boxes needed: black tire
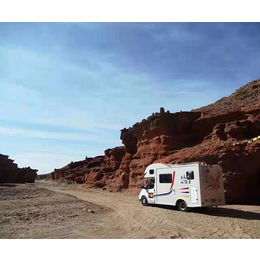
[177,200,188,212]
[141,196,148,206]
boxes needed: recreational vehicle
[138,162,225,211]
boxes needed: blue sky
[0,22,260,174]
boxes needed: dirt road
[1,181,260,238]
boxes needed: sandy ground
[1,181,260,239]
[0,183,109,239]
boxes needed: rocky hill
[193,79,260,117]
[0,154,38,183]
[50,78,260,205]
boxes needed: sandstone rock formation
[0,154,38,183]
[51,78,260,205]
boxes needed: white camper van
[138,162,225,211]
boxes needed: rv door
[190,187,198,204]
[155,169,175,205]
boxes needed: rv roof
[144,162,219,178]
[149,162,219,168]
[149,162,201,168]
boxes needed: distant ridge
[193,78,260,117]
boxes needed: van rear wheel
[177,200,188,212]
[141,196,148,206]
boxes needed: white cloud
[0,126,118,143]
[0,82,125,133]
[151,26,202,45]
[0,45,154,132]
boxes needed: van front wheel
[177,200,188,212]
[141,196,148,206]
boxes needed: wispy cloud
[0,126,119,143]
[152,26,202,45]
[0,82,125,133]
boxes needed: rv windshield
[145,178,155,189]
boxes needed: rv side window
[159,174,172,183]
[149,169,154,175]
[186,171,194,180]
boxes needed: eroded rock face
[52,78,260,204]
[224,120,251,139]
[0,154,38,183]
[0,154,19,183]
[52,146,126,190]
[120,111,203,188]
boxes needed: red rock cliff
[0,154,38,183]
[52,78,260,204]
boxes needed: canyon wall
[51,79,260,204]
[0,154,38,183]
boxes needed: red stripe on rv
[180,187,189,190]
[170,171,175,190]
[163,164,170,167]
